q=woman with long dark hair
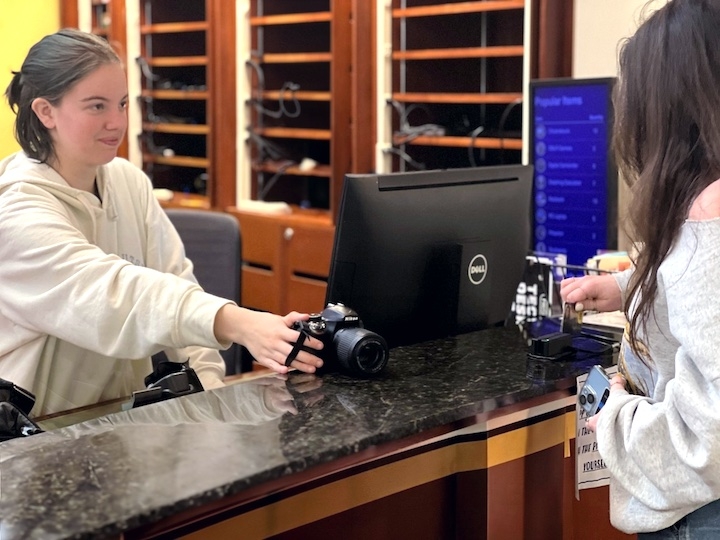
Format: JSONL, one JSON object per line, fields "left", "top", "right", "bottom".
{"left": 562, "top": 0, "right": 720, "bottom": 536}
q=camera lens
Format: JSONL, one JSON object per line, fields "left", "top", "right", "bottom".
{"left": 333, "top": 328, "right": 389, "bottom": 376}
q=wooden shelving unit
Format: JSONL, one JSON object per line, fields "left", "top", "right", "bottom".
{"left": 137, "top": 0, "right": 236, "bottom": 210}
{"left": 245, "top": 0, "right": 354, "bottom": 216}
{"left": 241, "top": 1, "right": 341, "bottom": 313}
{"left": 386, "top": 0, "right": 526, "bottom": 171}
{"left": 138, "top": 1, "right": 211, "bottom": 200}
{"left": 238, "top": 1, "right": 375, "bottom": 314}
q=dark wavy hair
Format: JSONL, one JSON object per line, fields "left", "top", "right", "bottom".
{"left": 4, "top": 28, "right": 122, "bottom": 163}
{"left": 613, "top": 0, "right": 720, "bottom": 361}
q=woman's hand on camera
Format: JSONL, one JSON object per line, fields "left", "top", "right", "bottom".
{"left": 560, "top": 274, "right": 622, "bottom": 313}
{"left": 214, "top": 306, "right": 324, "bottom": 374}
{"left": 276, "top": 312, "right": 325, "bottom": 374}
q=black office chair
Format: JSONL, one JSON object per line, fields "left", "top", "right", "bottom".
{"left": 164, "top": 208, "right": 247, "bottom": 375}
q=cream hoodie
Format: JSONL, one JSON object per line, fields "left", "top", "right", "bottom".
{"left": 0, "top": 152, "right": 228, "bottom": 416}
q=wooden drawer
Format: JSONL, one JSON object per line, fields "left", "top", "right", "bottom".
{"left": 233, "top": 212, "right": 282, "bottom": 268}
{"left": 242, "top": 266, "right": 281, "bottom": 314}
{"left": 287, "top": 276, "right": 328, "bottom": 314}
{"left": 228, "top": 206, "right": 335, "bottom": 315}
{"left": 286, "top": 223, "right": 335, "bottom": 279}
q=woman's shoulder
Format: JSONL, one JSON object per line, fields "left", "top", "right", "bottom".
{"left": 688, "top": 178, "right": 720, "bottom": 220}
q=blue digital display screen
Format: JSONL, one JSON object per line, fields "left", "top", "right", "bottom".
{"left": 530, "top": 78, "right": 617, "bottom": 267}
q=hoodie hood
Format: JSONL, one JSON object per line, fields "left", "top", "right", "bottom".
{"left": 0, "top": 152, "right": 90, "bottom": 207}
{"left": 0, "top": 151, "right": 118, "bottom": 225}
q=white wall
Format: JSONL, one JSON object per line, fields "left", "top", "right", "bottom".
{"left": 572, "top": 0, "right": 665, "bottom": 78}
{"left": 572, "top": 0, "right": 665, "bottom": 251}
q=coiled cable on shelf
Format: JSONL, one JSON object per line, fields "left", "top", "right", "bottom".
{"left": 136, "top": 56, "right": 161, "bottom": 82}
{"left": 246, "top": 59, "right": 302, "bottom": 119}
{"left": 467, "top": 97, "right": 523, "bottom": 167}
{"left": 246, "top": 130, "right": 291, "bottom": 162}
{"left": 467, "top": 125, "right": 486, "bottom": 167}
{"left": 246, "top": 130, "right": 298, "bottom": 200}
{"left": 389, "top": 100, "right": 445, "bottom": 144}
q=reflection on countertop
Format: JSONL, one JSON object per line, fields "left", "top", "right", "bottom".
{"left": 0, "top": 325, "right": 612, "bottom": 540}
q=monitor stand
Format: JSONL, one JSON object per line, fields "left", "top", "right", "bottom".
{"left": 421, "top": 239, "right": 493, "bottom": 339}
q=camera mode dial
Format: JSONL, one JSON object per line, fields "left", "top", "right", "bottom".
{"left": 307, "top": 316, "right": 326, "bottom": 335}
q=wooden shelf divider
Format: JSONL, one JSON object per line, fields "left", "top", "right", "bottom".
{"left": 393, "top": 45, "right": 524, "bottom": 61}
{"left": 391, "top": 92, "right": 523, "bottom": 105}
{"left": 249, "top": 12, "right": 332, "bottom": 26}
{"left": 140, "top": 21, "right": 208, "bottom": 33}
{"left": 392, "top": 0, "right": 525, "bottom": 18}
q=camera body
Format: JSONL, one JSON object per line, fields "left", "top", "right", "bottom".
{"left": 579, "top": 365, "right": 611, "bottom": 417}
{"left": 292, "top": 303, "right": 389, "bottom": 377}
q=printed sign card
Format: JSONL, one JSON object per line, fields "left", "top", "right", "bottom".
{"left": 575, "top": 364, "right": 618, "bottom": 499}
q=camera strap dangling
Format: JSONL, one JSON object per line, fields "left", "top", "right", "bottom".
{"left": 286, "top": 327, "right": 309, "bottom": 366}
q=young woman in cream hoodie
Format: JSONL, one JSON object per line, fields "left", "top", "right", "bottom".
{"left": 0, "top": 29, "right": 323, "bottom": 416}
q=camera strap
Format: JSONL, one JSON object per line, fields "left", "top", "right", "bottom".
{"left": 285, "top": 329, "right": 308, "bottom": 366}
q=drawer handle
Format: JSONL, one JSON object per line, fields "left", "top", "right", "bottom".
{"left": 283, "top": 227, "right": 295, "bottom": 241}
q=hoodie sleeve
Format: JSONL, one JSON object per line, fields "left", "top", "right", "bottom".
{"left": 0, "top": 179, "right": 229, "bottom": 376}
{"left": 136, "top": 180, "right": 228, "bottom": 386}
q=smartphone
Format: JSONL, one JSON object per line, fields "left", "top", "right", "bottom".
{"left": 578, "top": 365, "right": 611, "bottom": 416}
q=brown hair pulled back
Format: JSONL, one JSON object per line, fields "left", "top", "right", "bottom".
{"left": 4, "top": 28, "right": 121, "bottom": 163}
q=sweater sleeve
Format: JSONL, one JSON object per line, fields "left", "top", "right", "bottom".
{"left": 612, "top": 267, "right": 633, "bottom": 307}
{"left": 597, "top": 221, "right": 720, "bottom": 515}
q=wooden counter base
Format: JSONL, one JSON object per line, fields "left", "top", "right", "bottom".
{"left": 128, "top": 394, "right": 580, "bottom": 539}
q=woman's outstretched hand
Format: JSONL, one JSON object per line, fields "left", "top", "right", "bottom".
{"left": 214, "top": 306, "right": 324, "bottom": 374}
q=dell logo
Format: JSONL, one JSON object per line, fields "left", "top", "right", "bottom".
{"left": 468, "top": 254, "right": 488, "bottom": 285}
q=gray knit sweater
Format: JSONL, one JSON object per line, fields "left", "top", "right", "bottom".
{"left": 600, "top": 220, "right": 720, "bottom": 533}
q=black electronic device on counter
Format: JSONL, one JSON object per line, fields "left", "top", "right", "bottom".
{"left": 123, "top": 361, "right": 204, "bottom": 410}
{"left": 0, "top": 379, "right": 43, "bottom": 442}
{"left": 524, "top": 310, "right": 618, "bottom": 364}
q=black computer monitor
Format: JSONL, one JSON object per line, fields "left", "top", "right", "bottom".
{"left": 529, "top": 77, "right": 618, "bottom": 267}
{"left": 326, "top": 165, "right": 533, "bottom": 348}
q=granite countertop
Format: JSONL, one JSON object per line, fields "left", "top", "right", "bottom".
{"left": 0, "top": 325, "right": 614, "bottom": 539}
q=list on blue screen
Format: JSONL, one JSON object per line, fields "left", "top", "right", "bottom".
{"left": 530, "top": 79, "right": 617, "bottom": 267}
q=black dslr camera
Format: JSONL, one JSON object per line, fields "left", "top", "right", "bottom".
{"left": 287, "top": 303, "right": 389, "bottom": 377}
